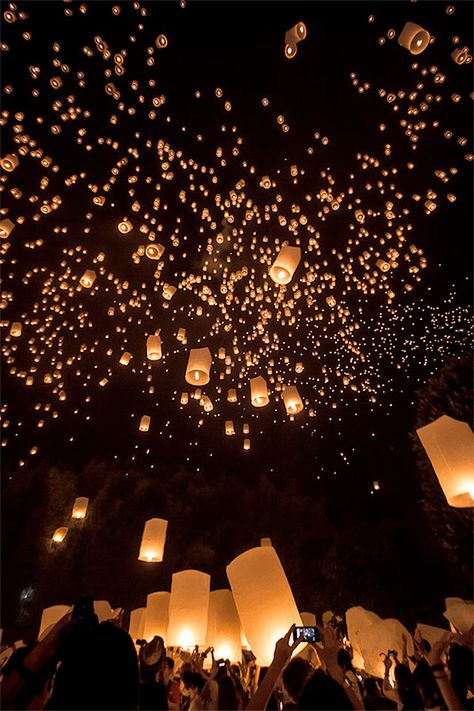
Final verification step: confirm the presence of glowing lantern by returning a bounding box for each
[260,538,272,547]
[398,22,430,55]
[94,601,114,623]
[38,605,71,641]
[443,598,474,634]
[180,392,189,405]
[227,546,303,666]
[250,376,269,407]
[357,618,414,678]
[373,481,380,491]
[52,527,68,543]
[285,21,307,45]
[119,352,132,366]
[177,328,186,342]
[71,496,89,520]
[416,415,474,507]
[162,284,177,300]
[269,246,301,285]
[301,612,316,626]
[227,388,237,402]
[0,218,15,238]
[10,322,22,337]
[415,623,451,647]
[167,570,211,648]
[185,347,212,386]
[206,589,242,662]
[1,153,19,171]
[145,243,165,260]
[129,607,145,644]
[243,423,250,435]
[218,348,226,359]
[118,219,133,234]
[139,415,151,432]
[201,396,214,412]
[147,334,162,361]
[326,295,337,307]
[285,43,297,59]
[282,386,304,415]
[451,47,469,65]
[376,259,390,272]
[346,606,383,670]
[225,420,235,436]
[80,270,96,288]
[138,518,168,562]
[143,591,170,643]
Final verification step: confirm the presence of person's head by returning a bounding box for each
[337,648,354,673]
[394,662,424,710]
[218,674,240,710]
[447,642,474,704]
[363,677,381,697]
[3,646,57,710]
[138,635,165,683]
[160,655,174,684]
[181,670,205,699]
[282,657,312,704]
[412,659,442,709]
[297,669,354,710]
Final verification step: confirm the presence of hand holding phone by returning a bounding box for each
[293,626,320,644]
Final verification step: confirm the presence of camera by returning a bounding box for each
[293,626,320,644]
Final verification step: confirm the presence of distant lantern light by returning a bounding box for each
[243,423,250,435]
[147,334,162,360]
[206,589,242,663]
[185,347,212,386]
[162,284,177,300]
[225,420,235,435]
[250,375,269,407]
[10,322,22,337]
[376,259,390,272]
[269,245,301,285]
[451,47,469,65]
[285,43,297,59]
[119,352,132,366]
[285,21,307,47]
[167,570,211,648]
[71,496,89,519]
[282,385,304,415]
[80,269,96,288]
[416,415,474,508]
[398,22,430,55]
[0,218,15,238]
[1,153,19,171]
[180,392,189,405]
[326,295,337,307]
[138,518,168,562]
[145,243,165,260]
[52,527,68,543]
[118,219,133,234]
[139,415,151,432]
[156,34,168,49]
[227,388,237,402]
[373,481,380,491]
[143,591,170,643]
[177,327,186,342]
[243,438,251,450]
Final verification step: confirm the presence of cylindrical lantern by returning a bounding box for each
[225,420,235,436]
[129,607,145,643]
[185,347,212,386]
[285,22,307,46]
[145,243,165,260]
[80,270,96,288]
[147,334,162,360]
[1,154,19,171]
[227,546,303,667]
[71,496,89,520]
[416,415,474,507]
[38,605,71,641]
[326,295,336,307]
[143,591,170,643]
[376,259,390,272]
[94,600,114,623]
[10,322,22,337]
[52,527,68,543]
[243,423,250,435]
[138,518,168,562]
[119,352,132,366]
[163,284,177,300]
[139,415,151,432]
[250,376,269,407]
[227,388,237,402]
[398,22,430,55]
[167,570,211,648]
[269,246,301,285]
[206,589,242,662]
[180,392,189,405]
[218,347,226,360]
[243,438,251,451]
[0,218,15,238]
[177,327,186,342]
[282,386,304,415]
[118,219,133,234]
[201,395,214,412]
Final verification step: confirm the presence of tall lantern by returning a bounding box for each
[138,518,168,562]
[143,591,170,643]
[227,546,303,667]
[416,415,474,508]
[206,589,242,663]
[80,270,96,288]
[38,605,71,641]
[10,322,22,337]
[129,607,145,644]
[167,570,211,648]
[185,347,212,386]
[225,420,235,436]
[269,246,301,285]
[147,334,162,360]
[71,496,89,520]
[282,386,304,415]
[398,22,430,55]
[250,376,269,407]
[346,606,382,670]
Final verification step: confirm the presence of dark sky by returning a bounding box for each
[1,0,473,641]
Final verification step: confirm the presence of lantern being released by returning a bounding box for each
[185,347,212,386]
[167,570,211,648]
[282,385,304,415]
[143,591,170,643]
[416,415,474,508]
[250,375,269,407]
[38,605,71,641]
[80,269,96,288]
[71,496,89,519]
[147,334,162,361]
[52,527,68,543]
[138,518,168,562]
[398,22,430,55]
[206,589,242,663]
[269,245,301,285]
[227,545,303,666]
[129,607,146,644]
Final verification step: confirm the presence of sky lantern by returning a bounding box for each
[227,545,303,667]
[443,597,474,634]
[163,284,177,300]
[225,420,235,435]
[416,415,474,508]
[398,22,430,55]
[147,334,162,361]
[79,269,96,288]
[206,589,242,662]
[356,617,415,679]
[177,327,186,342]
[145,243,165,260]
[269,245,301,285]
[71,496,89,520]
[346,606,383,670]
[118,219,133,234]
[142,591,170,643]
[129,607,145,645]
[284,21,306,59]
[10,322,22,337]
[38,604,71,641]
[52,526,68,543]
[282,385,304,415]
[167,569,211,648]
[185,347,212,385]
[139,415,151,432]
[119,352,132,366]
[250,375,269,407]
[0,218,15,238]
[0,153,19,171]
[227,388,237,402]
[138,518,168,562]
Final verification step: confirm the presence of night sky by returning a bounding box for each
[1,0,473,643]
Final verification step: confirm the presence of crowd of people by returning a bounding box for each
[1,596,473,710]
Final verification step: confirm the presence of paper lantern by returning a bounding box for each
[451,47,469,65]
[142,591,170,643]
[118,219,133,234]
[206,589,242,662]
[80,269,96,288]
[243,423,250,435]
[346,606,382,670]
[243,438,251,451]
[359,618,414,678]
[282,385,304,415]
[145,243,165,260]
[129,607,145,643]
[185,347,212,386]
[71,496,89,520]
[443,598,474,634]
[301,611,316,626]
[38,605,71,641]
[119,352,132,366]
[416,415,474,507]
[227,388,237,402]
[0,218,15,238]
[218,347,226,359]
[250,376,269,407]
[225,420,235,435]
[415,623,451,648]
[326,295,337,307]
[52,527,68,543]
[398,22,430,55]
[269,246,301,285]
[167,570,211,648]
[10,322,22,337]
[163,284,177,300]
[260,537,272,547]
[227,546,303,666]
[138,518,168,562]
[201,395,214,412]
[376,259,390,272]
[94,600,114,623]
[285,43,297,59]
[177,327,186,342]
[1,153,19,171]
[139,415,151,432]
[147,334,162,361]
[285,21,307,46]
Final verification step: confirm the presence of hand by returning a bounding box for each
[380,653,392,674]
[315,626,343,683]
[453,624,474,652]
[272,625,300,669]
[426,637,452,667]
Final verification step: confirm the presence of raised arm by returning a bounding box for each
[246,626,298,711]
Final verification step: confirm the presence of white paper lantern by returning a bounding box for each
[129,607,145,643]
[269,246,301,285]
[162,283,177,300]
[167,570,211,648]
[348,611,414,677]
[94,600,114,623]
[416,415,474,507]
[243,438,251,451]
[119,352,132,366]
[10,322,22,337]
[139,415,151,432]
[52,527,68,543]
[415,623,451,648]
[177,327,186,342]
[0,218,15,238]
[206,589,242,662]
[185,347,212,386]
[142,591,170,642]
[282,385,304,415]
[346,606,382,670]
[71,496,89,520]
[80,269,96,288]
[227,388,237,403]
[38,605,71,641]
[398,22,430,55]
[227,546,303,666]
[138,518,168,562]
[147,334,162,360]
[250,375,269,407]
[225,420,235,436]
[145,243,165,260]
[443,598,474,634]
[1,153,19,171]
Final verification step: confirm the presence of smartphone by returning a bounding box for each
[388,650,397,658]
[218,660,226,668]
[72,595,95,621]
[293,626,320,644]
